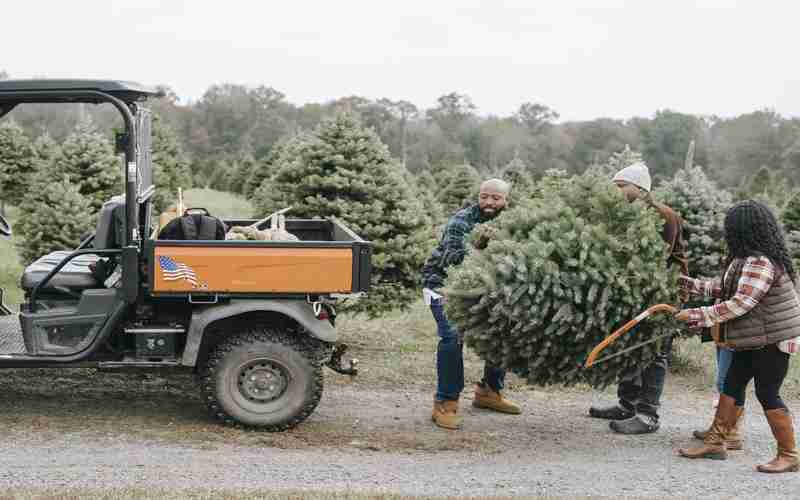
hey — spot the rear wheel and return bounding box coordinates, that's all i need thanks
[200,327,326,431]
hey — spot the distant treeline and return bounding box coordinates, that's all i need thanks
[1,71,798,195]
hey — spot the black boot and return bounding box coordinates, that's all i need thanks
[610,413,660,434]
[589,403,635,421]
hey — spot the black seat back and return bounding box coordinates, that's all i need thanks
[94,196,126,249]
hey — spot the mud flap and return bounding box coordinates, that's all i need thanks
[325,343,358,376]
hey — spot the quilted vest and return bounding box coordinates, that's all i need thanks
[723,265,800,350]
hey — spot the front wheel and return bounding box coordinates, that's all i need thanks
[200,328,325,431]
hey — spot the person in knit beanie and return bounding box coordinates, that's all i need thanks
[612,161,652,194]
[588,161,689,434]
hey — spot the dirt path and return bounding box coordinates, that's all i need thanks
[0,368,797,498]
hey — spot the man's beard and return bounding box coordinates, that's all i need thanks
[479,206,503,221]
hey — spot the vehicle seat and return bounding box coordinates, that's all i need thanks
[20,196,125,293]
[20,251,101,292]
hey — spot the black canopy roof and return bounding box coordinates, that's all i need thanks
[0,79,162,104]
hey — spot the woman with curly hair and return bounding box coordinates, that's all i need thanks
[675,200,800,473]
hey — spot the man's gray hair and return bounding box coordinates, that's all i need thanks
[480,178,511,195]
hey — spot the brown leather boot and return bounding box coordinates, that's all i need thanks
[472,383,521,414]
[432,399,462,430]
[679,394,738,460]
[757,408,799,473]
[693,406,744,450]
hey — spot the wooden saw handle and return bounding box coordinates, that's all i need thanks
[584,304,678,368]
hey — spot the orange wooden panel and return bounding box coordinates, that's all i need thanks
[153,246,353,293]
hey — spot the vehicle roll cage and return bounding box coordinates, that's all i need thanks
[0,80,162,305]
[0,80,161,249]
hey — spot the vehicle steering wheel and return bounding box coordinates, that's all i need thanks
[0,215,10,238]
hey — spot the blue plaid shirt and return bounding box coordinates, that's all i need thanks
[421,204,483,290]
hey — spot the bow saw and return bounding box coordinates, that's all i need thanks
[583,304,679,368]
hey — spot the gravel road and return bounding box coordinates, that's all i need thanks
[0,374,797,498]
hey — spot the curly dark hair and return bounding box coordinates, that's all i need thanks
[723,200,796,283]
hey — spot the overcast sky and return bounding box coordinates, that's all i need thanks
[2,1,798,121]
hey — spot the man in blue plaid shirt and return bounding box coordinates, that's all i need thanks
[422,178,521,430]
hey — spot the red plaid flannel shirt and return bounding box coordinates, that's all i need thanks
[678,256,800,354]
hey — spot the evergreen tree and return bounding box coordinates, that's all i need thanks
[228,154,257,195]
[151,115,192,213]
[654,166,732,277]
[33,132,60,171]
[0,120,38,206]
[737,165,793,213]
[431,164,457,192]
[207,161,233,192]
[787,230,800,272]
[252,113,429,316]
[586,144,644,178]
[16,171,93,264]
[748,165,773,197]
[500,155,533,198]
[444,172,678,388]
[244,139,291,198]
[438,163,480,213]
[58,118,122,212]
[783,191,800,233]
[415,170,445,226]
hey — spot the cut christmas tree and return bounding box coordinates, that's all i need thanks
[443,173,680,388]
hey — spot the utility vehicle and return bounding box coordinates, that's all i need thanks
[0,79,370,430]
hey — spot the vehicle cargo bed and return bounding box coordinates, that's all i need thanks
[146,218,371,296]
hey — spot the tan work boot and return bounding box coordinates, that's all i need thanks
[679,394,738,460]
[432,399,462,430]
[693,406,745,450]
[757,408,799,473]
[472,383,521,415]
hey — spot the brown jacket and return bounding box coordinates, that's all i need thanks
[650,200,689,275]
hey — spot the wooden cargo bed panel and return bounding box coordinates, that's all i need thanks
[153,246,354,293]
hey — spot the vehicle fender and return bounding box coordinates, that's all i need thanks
[181,299,336,367]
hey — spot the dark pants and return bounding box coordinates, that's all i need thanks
[430,299,505,401]
[617,335,673,419]
[723,344,790,411]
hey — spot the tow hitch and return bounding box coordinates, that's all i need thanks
[325,343,359,376]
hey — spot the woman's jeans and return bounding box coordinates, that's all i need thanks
[430,298,505,401]
[716,346,734,395]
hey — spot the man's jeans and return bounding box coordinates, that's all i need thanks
[617,335,673,419]
[430,298,505,401]
[716,346,734,395]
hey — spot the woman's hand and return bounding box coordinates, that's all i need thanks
[674,309,692,323]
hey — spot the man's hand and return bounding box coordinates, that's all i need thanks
[471,225,497,250]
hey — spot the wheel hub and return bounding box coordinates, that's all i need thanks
[238,361,288,402]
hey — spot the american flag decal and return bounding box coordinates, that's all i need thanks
[158,256,205,288]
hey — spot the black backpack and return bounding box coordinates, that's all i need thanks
[158,208,227,240]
